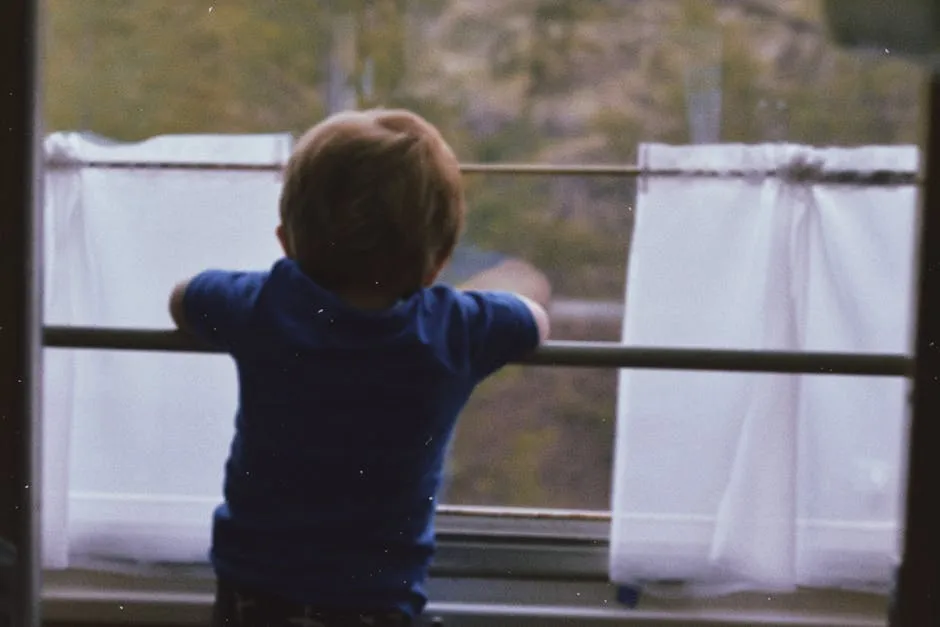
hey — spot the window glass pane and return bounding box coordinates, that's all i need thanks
[445,366,615,509]
[42,0,925,522]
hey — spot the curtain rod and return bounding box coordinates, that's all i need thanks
[43,326,913,377]
[43,160,923,184]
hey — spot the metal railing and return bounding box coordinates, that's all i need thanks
[43,326,912,377]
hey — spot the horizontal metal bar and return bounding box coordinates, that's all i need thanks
[43,160,923,184]
[42,326,913,377]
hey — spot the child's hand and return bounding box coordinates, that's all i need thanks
[515,294,551,344]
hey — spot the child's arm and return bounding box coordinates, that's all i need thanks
[457,257,551,345]
[166,270,262,352]
[502,293,550,344]
[459,288,550,381]
[168,279,195,335]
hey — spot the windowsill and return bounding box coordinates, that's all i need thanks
[41,568,889,627]
[40,521,889,627]
[58,507,899,585]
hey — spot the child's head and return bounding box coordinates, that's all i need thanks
[277,108,465,299]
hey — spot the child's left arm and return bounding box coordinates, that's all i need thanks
[168,279,198,336]
[168,270,261,352]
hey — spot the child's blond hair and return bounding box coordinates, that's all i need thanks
[279,109,465,298]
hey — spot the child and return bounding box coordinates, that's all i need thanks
[168,109,550,627]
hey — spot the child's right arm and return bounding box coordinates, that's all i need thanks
[506,293,550,344]
[454,255,551,346]
[458,289,550,381]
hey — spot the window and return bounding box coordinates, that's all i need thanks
[39,0,930,623]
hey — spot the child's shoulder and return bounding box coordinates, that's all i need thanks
[418,283,483,313]
[188,268,272,303]
[417,284,532,327]
[411,283,464,323]
[415,286,542,379]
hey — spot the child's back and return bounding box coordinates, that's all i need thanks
[169,109,549,626]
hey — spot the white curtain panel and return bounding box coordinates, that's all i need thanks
[42,132,292,568]
[611,143,919,595]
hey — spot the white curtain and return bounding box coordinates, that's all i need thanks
[42,132,291,569]
[611,143,918,595]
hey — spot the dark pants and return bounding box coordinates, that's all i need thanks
[212,579,413,627]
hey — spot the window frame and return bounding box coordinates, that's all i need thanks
[16,3,940,626]
[40,563,892,627]
[0,0,42,625]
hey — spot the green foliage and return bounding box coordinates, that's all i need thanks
[44,0,332,138]
[474,117,545,162]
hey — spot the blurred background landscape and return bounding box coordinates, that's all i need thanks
[43,0,926,510]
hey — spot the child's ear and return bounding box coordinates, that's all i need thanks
[276,225,292,258]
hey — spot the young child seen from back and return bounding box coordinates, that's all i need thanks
[168,109,550,627]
